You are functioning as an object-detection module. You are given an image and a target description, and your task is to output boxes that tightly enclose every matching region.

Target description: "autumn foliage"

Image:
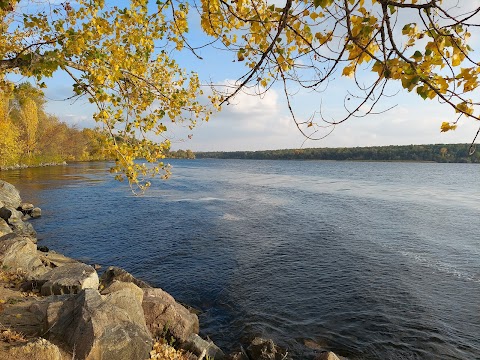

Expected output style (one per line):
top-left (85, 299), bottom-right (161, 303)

top-left (0, 84), bottom-right (106, 168)
top-left (1, 0), bottom-right (479, 186)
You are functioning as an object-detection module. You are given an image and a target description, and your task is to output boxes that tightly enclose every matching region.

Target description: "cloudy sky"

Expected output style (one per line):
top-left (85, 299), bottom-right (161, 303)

top-left (39, 1), bottom-right (480, 152)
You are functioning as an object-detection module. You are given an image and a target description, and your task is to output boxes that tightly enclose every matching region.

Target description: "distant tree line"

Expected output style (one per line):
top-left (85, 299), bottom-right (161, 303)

top-left (165, 149), bottom-right (195, 159)
top-left (195, 144), bottom-right (480, 163)
top-left (0, 83), bottom-right (107, 168)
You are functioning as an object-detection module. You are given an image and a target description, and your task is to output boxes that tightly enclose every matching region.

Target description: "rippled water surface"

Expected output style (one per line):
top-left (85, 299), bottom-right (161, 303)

top-left (2, 160), bottom-right (480, 359)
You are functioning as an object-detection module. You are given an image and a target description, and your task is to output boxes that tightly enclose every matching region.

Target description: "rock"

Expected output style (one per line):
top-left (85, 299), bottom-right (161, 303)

top-left (246, 337), bottom-right (292, 360)
top-left (13, 221), bottom-right (37, 238)
top-left (46, 288), bottom-right (153, 360)
top-left (39, 262), bottom-right (99, 296)
top-left (6, 207), bottom-right (23, 224)
top-left (0, 234), bottom-right (46, 276)
top-left (99, 266), bottom-right (151, 289)
top-left (5, 338), bottom-right (63, 360)
top-left (21, 214), bottom-right (31, 221)
top-left (0, 218), bottom-right (12, 237)
top-left (19, 203), bottom-right (34, 212)
top-left (31, 207), bottom-right (41, 218)
top-left (0, 207), bottom-right (36, 237)
top-left (100, 281), bottom-right (145, 324)
top-left (315, 351), bottom-right (342, 360)
top-left (37, 245), bottom-right (49, 253)
top-left (37, 251), bottom-right (78, 268)
top-left (142, 287), bottom-right (199, 343)
top-left (0, 180), bottom-right (22, 209)
top-left (182, 333), bottom-right (225, 360)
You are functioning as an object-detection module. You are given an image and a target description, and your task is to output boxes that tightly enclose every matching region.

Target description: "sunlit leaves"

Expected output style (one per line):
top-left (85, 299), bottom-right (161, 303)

top-left (0, 0), bottom-right (216, 191)
top-left (199, 0), bottom-right (479, 138)
top-left (2, 0), bottom-right (479, 187)
top-left (440, 122), bottom-right (457, 132)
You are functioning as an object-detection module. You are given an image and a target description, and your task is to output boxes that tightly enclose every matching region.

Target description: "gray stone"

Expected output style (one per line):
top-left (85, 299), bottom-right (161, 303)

top-left (13, 220), bottom-right (37, 238)
top-left (21, 214), bottom-right (31, 221)
top-left (99, 266), bottom-right (151, 289)
top-left (246, 337), bottom-right (292, 360)
top-left (142, 287), bottom-right (199, 343)
top-left (37, 251), bottom-right (78, 268)
top-left (101, 281), bottom-right (145, 324)
top-left (0, 207), bottom-right (36, 237)
top-left (0, 180), bottom-right (22, 209)
top-left (182, 333), bottom-right (225, 360)
top-left (31, 207), bottom-right (42, 218)
top-left (0, 234), bottom-right (46, 276)
top-left (46, 288), bottom-right (153, 360)
top-left (19, 203), bottom-right (34, 212)
top-left (39, 262), bottom-right (99, 296)
top-left (0, 218), bottom-right (12, 237)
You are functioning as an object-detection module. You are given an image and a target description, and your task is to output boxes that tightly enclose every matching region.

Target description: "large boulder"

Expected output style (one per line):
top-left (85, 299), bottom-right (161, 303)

top-left (99, 266), bottom-right (151, 289)
top-left (45, 288), bottom-right (153, 360)
top-left (0, 218), bottom-right (12, 237)
top-left (39, 262), bottom-right (99, 296)
top-left (0, 180), bottom-right (22, 209)
top-left (246, 337), bottom-right (292, 360)
top-left (100, 281), bottom-right (145, 324)
top-left (0, 234), bottom-right (46, 276)
top-left (142, 287), bottom-right (199, 343)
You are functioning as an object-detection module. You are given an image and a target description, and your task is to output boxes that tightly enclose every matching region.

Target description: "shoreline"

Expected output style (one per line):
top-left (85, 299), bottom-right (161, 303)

top-left (0, 179), bottom-right (342, 360)
top-left (0, 162), bottom-right (68, 172)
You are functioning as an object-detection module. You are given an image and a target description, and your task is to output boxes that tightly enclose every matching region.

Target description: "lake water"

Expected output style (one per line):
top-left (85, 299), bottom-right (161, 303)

top-left (2, 160), bottom-right (480, 359)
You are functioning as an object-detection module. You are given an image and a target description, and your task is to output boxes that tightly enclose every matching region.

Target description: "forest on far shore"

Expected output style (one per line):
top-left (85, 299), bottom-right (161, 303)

top-left (0, 83), bottom-right (107, 169)
top-left (194, 144), bottom-right (480, 163)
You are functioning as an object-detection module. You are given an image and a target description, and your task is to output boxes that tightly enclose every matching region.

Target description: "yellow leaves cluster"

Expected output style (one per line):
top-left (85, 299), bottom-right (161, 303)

top-left (440, 122), bottom-right (457, 133)
top-left (0, 0), bottom-right (214, 190)
top-left (2, 0), bottom-right (478, 183)
top-left (149, 342), bottom-right (191, 360)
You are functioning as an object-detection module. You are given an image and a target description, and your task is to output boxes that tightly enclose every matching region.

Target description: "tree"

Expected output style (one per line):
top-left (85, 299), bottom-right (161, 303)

top-left (19, 98), bottom-right (38, 157)
top-left (0, 93), bottom-right (22, 167)
top-left (1, 1), bottom-right (479, 188)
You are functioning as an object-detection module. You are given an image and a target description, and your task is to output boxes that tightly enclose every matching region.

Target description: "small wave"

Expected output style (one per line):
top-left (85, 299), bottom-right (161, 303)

top-left (172, 197), bottom-right (225, 202)
top-left (222, 213), bottom-right (243, 221)
top-left (399, 251), bottom-right (479, 283)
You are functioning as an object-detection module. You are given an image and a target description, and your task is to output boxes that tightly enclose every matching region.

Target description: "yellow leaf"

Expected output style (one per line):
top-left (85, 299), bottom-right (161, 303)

top-left (440, 122), bottom-right (457, 132)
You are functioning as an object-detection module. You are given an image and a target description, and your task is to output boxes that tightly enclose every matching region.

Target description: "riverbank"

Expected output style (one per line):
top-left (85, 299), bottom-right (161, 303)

top-left (0, 162), bottom-right (68, 171)
top-left (0, 179), bottom-right (342, 360)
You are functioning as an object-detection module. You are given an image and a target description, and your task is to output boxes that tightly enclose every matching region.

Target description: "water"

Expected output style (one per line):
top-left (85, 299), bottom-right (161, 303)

top-left (1, 160), bottom-right (479, 359)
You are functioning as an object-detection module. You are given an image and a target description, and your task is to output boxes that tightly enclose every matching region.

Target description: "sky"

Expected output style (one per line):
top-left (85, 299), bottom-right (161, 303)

top-left (29, 1), bottom-right (480, 151)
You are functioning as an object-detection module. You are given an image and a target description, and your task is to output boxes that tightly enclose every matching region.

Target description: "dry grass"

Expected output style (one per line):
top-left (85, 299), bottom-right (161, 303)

top-left (0, 328), bottom-right (27, 343)
top-left (0, 268), bottom-right (28, 289)
top-left (149, 342), bottom-right (194, 360)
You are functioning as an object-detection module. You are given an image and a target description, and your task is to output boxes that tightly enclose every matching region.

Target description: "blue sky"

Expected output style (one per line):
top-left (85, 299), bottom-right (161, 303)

top-left (35, 1), bottom-right (480, 151)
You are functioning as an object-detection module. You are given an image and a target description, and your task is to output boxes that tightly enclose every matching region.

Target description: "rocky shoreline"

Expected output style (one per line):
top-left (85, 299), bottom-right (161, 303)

top-left (0, 162), bottom-right (68, 171)
top-left (0, 179), bottom-right (342, 360)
